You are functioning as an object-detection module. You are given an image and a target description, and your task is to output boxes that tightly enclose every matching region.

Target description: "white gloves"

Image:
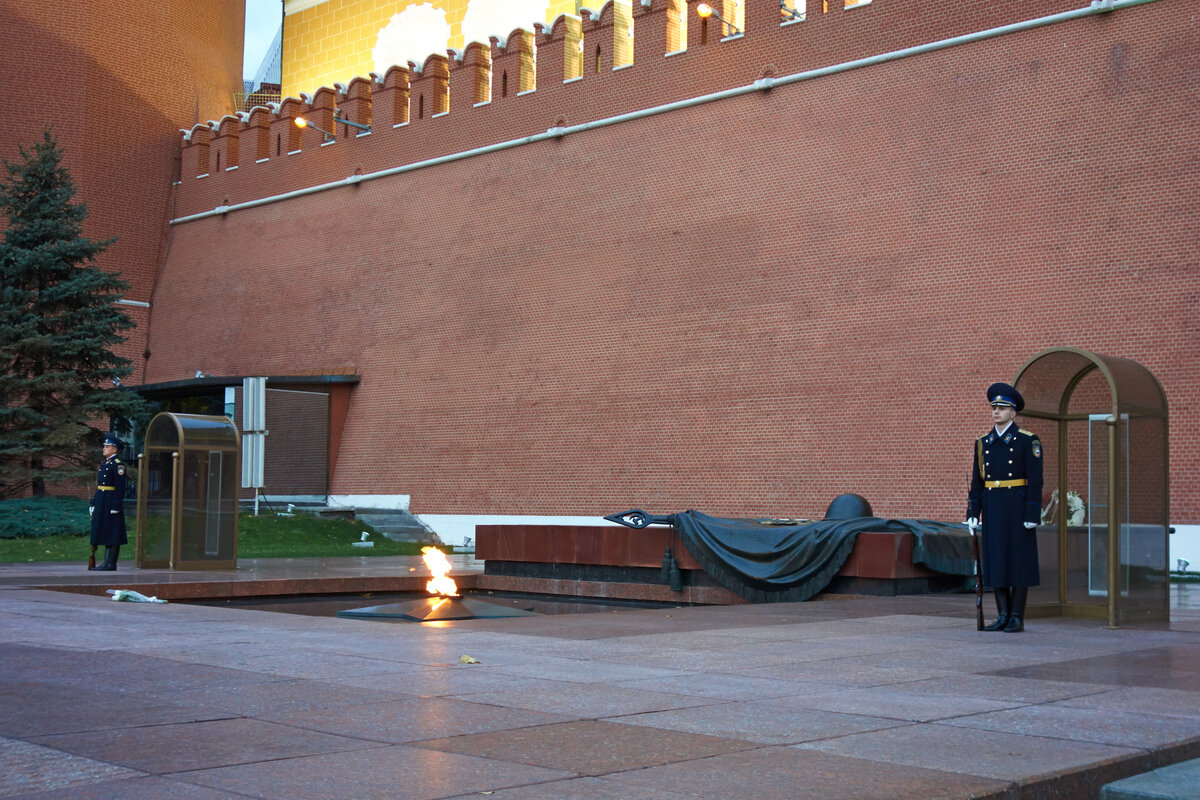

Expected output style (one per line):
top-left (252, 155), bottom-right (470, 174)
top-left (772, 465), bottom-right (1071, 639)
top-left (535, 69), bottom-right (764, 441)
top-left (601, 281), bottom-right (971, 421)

top-left (965, 518), bottom-right (978, 528)
top-left (89, 506), bottom-right (94, 516)
top-left (1023, 522), bottom-right (1037, 529)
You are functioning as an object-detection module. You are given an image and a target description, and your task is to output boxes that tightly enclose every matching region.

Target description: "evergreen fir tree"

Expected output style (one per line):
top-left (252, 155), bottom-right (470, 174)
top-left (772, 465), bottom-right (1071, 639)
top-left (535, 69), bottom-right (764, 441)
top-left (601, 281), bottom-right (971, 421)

top-left (0, 131), bottom-right (149, 497)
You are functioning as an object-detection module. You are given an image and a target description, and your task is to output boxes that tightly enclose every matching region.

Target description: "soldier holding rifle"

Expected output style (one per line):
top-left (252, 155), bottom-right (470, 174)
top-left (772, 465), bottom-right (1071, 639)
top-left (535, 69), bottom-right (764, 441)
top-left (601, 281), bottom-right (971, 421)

top-left (966, 383), bottom-right (1043, 633)
top-left (88, 433), bottom-right (128, 571)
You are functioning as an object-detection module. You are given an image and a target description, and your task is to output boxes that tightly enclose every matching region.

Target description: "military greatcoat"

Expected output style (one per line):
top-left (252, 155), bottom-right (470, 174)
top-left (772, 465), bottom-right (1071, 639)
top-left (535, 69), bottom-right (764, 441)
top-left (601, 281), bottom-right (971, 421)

top-left (967, 425), bottom-right (1043, 587)
top-left (90, 454), bottom-right (128, 547)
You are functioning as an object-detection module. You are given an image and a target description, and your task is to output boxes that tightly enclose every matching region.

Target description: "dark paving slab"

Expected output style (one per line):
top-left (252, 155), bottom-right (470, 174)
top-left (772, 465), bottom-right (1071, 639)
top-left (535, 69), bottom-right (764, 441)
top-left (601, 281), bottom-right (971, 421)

top-left (28, 718), bottom-right (379, 774)
top-left (258, 695), bottom-right (573, 743)
top-left (895, 673), bottom-right (1112, 704)
top-left (937, 704), bottom-right (1200, 750)
top-left (0, 737), bottom-right (143, 799)
top-left (144, 677), bottom-right (416, 717)
top-left (0, 682), bottom-right (232, 738)
top-left (773, 684), bottom-right (1021, 722)
top-left (452, 776), bottom-right (704, 799)
top-left (5, 775), bottom-right (255, 800)
top-left (455, 682), bottom-right (720, 717)
top-left (172, 745), bottom-right (575, 800)
top-left (416, 719), bottom-right (759, 776)
top-left (794, 722), bottom-right (1144, 782)
top-left (613, 700), bottom-right (912, 745)
top-left (992, 645), bottom-right (1200, 691)
top-left (614, 671), bottom-right (844, 701)
top-left (604, 745), bottom-right (1017, 800)
top-left (1054, 686), bottom-right (1200, 720)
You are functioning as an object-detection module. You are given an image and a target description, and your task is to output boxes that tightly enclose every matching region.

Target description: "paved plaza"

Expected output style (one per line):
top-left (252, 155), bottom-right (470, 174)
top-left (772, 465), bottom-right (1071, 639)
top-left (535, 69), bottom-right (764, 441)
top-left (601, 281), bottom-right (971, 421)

top-left (2, 557), bottom-right (1199, 799)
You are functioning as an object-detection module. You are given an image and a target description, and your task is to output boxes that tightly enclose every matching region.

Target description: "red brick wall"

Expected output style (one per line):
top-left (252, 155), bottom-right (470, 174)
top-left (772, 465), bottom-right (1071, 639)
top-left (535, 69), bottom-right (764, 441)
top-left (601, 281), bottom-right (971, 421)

top-left (0, 0), bottom-right (244, 383)
top-left (148, 0), bottom-right (1199, 522)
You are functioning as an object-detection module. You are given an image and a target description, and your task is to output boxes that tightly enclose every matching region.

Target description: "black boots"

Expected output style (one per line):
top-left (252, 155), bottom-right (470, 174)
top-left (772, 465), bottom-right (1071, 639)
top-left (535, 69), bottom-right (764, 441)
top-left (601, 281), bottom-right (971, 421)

top-left (983, 588), bottom-right (1011, 631)
top-left (1004, 586), bottom-right (1027, 632)
top-left (92, 546), bottom-right (120, 571)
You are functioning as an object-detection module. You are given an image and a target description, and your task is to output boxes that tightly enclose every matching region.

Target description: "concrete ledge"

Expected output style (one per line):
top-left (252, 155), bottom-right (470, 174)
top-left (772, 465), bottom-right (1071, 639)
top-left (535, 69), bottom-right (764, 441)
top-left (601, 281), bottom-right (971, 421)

top-left (1103, 757), bottom-right (1200, 799)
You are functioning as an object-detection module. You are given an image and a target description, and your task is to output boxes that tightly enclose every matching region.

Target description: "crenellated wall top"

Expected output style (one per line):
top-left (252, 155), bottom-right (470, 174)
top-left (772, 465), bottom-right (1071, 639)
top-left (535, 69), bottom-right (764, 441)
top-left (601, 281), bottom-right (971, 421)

top-left (174, 0), bottom-right (1087, 215)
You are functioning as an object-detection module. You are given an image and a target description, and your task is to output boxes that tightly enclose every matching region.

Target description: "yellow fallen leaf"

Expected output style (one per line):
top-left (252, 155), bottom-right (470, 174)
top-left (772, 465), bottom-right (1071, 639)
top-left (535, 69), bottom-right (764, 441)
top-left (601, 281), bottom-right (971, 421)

top-left (458, 654), bottom-right (481, 664)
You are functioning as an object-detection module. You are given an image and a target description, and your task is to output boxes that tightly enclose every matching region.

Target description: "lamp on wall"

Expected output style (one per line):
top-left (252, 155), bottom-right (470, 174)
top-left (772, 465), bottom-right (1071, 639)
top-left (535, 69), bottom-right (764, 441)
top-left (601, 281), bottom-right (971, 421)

top-left (294, 116), bottom-right (334, 142)
top-left (294, 112), bottom-right (371, 142)
top-left (696, 2), bottom-right (741, 35)
top-left (780, 0), bottom-right (805, 20)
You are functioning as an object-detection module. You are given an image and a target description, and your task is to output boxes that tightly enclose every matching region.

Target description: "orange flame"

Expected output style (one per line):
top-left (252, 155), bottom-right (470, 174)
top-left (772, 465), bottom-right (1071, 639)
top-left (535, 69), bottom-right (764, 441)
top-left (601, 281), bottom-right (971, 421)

top-left (421, 546), bottom-right (458, 596)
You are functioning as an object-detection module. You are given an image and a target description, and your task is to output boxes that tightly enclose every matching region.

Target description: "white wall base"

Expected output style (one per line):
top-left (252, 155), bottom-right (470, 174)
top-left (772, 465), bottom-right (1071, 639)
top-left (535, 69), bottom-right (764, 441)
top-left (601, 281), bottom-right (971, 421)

top-left (327, 494), bottom-right (411, 510)
top-left (416, 514), bottom-right (616, 549)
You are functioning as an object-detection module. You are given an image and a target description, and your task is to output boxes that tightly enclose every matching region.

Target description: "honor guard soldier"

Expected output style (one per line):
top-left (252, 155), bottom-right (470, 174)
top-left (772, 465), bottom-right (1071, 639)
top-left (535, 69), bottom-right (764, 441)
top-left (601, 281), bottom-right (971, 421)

top-left (966, 383), bottom-right (1043, 632)
top-left (89, 433), bottom-right (128, 571)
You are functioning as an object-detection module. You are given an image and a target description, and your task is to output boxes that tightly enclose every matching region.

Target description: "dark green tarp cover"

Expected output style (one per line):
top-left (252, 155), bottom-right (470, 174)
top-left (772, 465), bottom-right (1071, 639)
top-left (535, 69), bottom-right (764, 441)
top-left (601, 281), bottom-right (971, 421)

top-left (669, 511), bottom-right (974, 603)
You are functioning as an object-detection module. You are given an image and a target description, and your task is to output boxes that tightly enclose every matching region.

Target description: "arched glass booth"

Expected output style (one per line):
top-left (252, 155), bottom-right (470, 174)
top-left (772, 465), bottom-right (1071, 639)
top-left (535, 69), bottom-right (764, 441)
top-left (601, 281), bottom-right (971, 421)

top-left (135, 413), bottom-right (240, 570)
top-left (1014, 348), bottom-right (1169, 626)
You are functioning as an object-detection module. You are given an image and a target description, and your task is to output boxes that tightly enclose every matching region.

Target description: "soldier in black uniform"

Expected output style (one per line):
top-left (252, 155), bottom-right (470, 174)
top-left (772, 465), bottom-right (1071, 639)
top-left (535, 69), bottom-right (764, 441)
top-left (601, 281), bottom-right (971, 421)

top-left (89, 433), bottom-right (128, 571)
top-left (966, 383), bottom-right (1043, 632)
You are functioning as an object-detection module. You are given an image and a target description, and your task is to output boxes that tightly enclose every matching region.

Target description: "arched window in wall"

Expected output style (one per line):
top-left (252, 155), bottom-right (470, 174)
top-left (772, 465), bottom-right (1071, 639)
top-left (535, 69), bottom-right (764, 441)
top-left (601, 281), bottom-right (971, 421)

top-left (502, 70), bottom-right (509, 97)
top-left (613, 0), bottom-right (633, 66)
top-left (419, 94), bottom-right (425, 118)
top-left (594, 44), bottom-right (602, 73)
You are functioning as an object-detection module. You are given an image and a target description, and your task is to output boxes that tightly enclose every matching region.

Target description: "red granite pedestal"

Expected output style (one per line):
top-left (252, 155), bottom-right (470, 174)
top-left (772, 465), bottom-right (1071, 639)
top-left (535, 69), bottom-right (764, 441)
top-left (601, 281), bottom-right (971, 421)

top-left (474, 524), bottom-right (964, 604)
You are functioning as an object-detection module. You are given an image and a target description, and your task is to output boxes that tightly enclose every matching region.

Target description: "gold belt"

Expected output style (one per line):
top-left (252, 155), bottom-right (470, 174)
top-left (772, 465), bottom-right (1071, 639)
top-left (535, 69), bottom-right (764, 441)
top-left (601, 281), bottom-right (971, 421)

top-left (96, 485), bottom-right (116, 491)
top-left (984, 479), bottom-right (1027, 489)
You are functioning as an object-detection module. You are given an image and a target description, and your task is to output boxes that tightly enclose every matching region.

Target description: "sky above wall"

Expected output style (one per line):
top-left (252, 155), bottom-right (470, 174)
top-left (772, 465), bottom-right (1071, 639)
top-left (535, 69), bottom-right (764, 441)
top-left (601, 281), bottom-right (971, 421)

top-left (244, 0), bottom-right (282, 80)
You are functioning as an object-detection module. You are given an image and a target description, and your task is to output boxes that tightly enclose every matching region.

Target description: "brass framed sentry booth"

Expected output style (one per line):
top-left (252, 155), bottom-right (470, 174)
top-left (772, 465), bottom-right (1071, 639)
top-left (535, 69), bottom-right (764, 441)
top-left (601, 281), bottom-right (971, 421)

top-left (1013, 348), bottom-right (1169, 627)
top-left (135, 413), bottom-right (240, 570)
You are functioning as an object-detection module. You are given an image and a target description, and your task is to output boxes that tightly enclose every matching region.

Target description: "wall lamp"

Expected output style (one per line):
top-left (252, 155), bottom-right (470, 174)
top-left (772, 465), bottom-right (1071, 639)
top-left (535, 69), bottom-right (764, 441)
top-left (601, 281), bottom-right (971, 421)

top-left (294, 112), bottom-right (372, 142)
top-left (780, 0), bottom-right (805, 20)
top-left (696, 2), bottom-right (741, 35)
top-left (294, 116), bottom-right (334, 142)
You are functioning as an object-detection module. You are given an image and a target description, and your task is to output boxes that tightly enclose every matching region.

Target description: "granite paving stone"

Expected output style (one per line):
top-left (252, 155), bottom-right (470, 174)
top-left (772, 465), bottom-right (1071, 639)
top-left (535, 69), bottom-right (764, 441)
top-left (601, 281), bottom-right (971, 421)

top-left (489, 654), bottom-right (692, 683)
top-left (992, 646), bottom-right (1200, 691)
top-left (614, 672), bottom-right (844, 701)
top-left (453, 775), bottom-right (705, 799)
top-left (613, 699), bottom-right (912, 745)
top-left (173, 743), bottom-right (575, 800)
top-left (258, 694), bottom-right (573, 742)
top-left (605, 744), bottom-right (1016, 800)
top-left (1052, 685), bottom-right (1200, 719)
top-left (936, 704), bottom-right (1200, 749)
top-left (794, 721), bottom-right (1144, 782)
top-left (0, 737), bottom-right (143, 799)
top-left (332, 667), bottom-right (572, 698)
top-left (4, 775), bottom-right (261, 800)
top-left (28, 718), bottom-right (379, 774)
top-left (742, 660), bottom-right (961, 687)
top-left (895, 673), bottom-right (1111, 704)
top-left (413, 719), bottom-right (759, 775)
top-left (146, 677), bottom-right (416, 716)
top-left (773, 685), bottom-right (1022, 721)
top-left (0, 682), bottom-right (232, 738)
top-left (452, 682), bottom-right (719, 717)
